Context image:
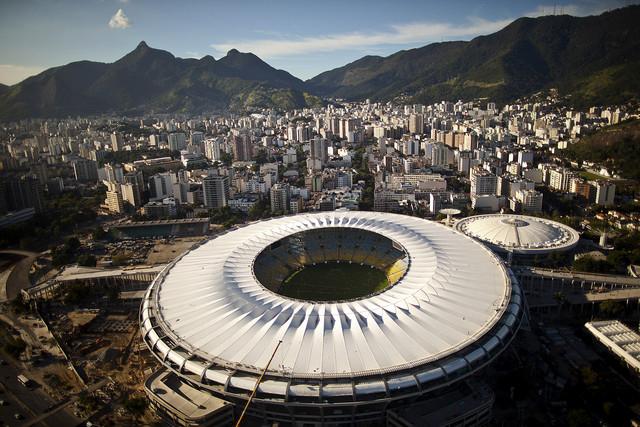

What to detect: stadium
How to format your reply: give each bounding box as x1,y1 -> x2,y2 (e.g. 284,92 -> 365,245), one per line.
140,212 -> 524,425
454,214 -> 580,258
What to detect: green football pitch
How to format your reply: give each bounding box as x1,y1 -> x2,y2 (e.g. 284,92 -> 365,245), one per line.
279,262 -> 389,301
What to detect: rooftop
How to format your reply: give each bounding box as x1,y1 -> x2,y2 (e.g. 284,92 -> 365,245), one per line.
145,369 -> 232,420
455,214 -> 580,254
56,264 -> 166,282
585,320 -> 640,374
109,218 -> 210,228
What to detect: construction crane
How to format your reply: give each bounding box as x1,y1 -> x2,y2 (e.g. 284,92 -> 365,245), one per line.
234,340 -> 283,427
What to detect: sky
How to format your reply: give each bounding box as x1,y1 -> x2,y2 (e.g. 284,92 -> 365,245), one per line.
0,0 -> 635,85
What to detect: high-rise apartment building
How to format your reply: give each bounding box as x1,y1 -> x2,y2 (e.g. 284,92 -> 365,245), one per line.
408,114 -> 424,134
149,172 -> 177,200
592,180 -> 616,206
203,174 -> 230,209
270,183 -> 291,213
1,176 -> 44,213
309,137 -> 327,164
470,167 -> 498,196
103,163 -> 124,183
204,138 -> 222,162
515,189 -> 543,213
570,178 -> 592,200
430,143 -> 450,167
548,168 -> 574,192
168,132 -> 187,151
104,181 -> 125,214
122,171 -> 144,208
232,135 -> 253,162
110,132 -> 123,152
73,159 -> 98,182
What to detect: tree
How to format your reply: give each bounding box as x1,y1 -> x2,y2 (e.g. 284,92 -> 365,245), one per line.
253,149 -> 269,165
567,409 -> 591,427
220,152 -> 233,166
64,283 -> 90,305
77,254 -> 97,267
111,254 -> 129,266
572,256 -> 613,274
52,250 -> 73,268
209,206 -> 240,228
123,396 -> 147,417
9,297 -> 30,315
77,391 -> 101,413
248,199 -> 270,221
92,227 -> 107,240
599,300 -> 624,318
553,291 -> 566,306
65,237 -> 81,252
19,236 -> 37,250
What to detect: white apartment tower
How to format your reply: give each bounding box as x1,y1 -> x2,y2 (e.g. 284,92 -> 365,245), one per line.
470,167 -> 498,196
203,174 -> 230,209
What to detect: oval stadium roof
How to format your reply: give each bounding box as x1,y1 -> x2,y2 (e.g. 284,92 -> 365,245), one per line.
141,212 -> 523,402
455,214 -> 580,255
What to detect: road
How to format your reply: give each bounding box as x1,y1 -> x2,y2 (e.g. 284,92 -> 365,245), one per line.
0,251 -> 39,301
0,360 -> 82,427
22,378 -> 110,427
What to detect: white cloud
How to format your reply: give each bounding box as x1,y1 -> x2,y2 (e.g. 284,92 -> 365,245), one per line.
211,2 -> 629,59
108,8 -> 131,29
0,64 -> 45,85
211,17 -> 513,58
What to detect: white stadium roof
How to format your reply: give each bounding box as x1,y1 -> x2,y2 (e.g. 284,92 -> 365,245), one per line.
141,212 -> 523,403
455,214 -> 580,255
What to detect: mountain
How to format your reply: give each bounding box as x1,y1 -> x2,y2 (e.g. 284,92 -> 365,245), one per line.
0,41 -> 311,120
565,119 -> 640,180
307,6 -> 640,106
2,6 -> 639,120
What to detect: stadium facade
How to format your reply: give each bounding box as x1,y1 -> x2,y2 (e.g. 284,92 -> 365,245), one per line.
140,212 -> 524,425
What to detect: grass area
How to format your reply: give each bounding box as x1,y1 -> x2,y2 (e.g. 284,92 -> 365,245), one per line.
579,171 -> 608,181
279,262 -> 389,301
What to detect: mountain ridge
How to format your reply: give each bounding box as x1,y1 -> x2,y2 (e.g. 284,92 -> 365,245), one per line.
1,6 -> 639,120
0,42 -> 309,120
308,6 -> 640,106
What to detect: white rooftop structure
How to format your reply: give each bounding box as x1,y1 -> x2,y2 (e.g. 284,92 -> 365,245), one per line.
140,212 -> 523,422
145,369 -> 233,426
455,214 -> 580,255
585,320 -> 640,374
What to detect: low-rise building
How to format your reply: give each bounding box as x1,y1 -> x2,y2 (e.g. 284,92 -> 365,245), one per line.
145,369 -> 234,426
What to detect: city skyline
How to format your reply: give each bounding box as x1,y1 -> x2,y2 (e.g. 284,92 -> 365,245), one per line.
0,0 -> 633,85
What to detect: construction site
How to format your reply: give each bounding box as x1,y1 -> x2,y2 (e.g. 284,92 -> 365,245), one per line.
0,235 -> 211,426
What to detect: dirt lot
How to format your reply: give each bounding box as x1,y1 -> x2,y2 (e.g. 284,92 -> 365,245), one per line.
145,237 -> 205,265
44,301 -> 162,424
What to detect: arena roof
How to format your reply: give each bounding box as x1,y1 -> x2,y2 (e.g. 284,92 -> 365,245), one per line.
454,214 -> 580,255
141,212 -> 522,402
